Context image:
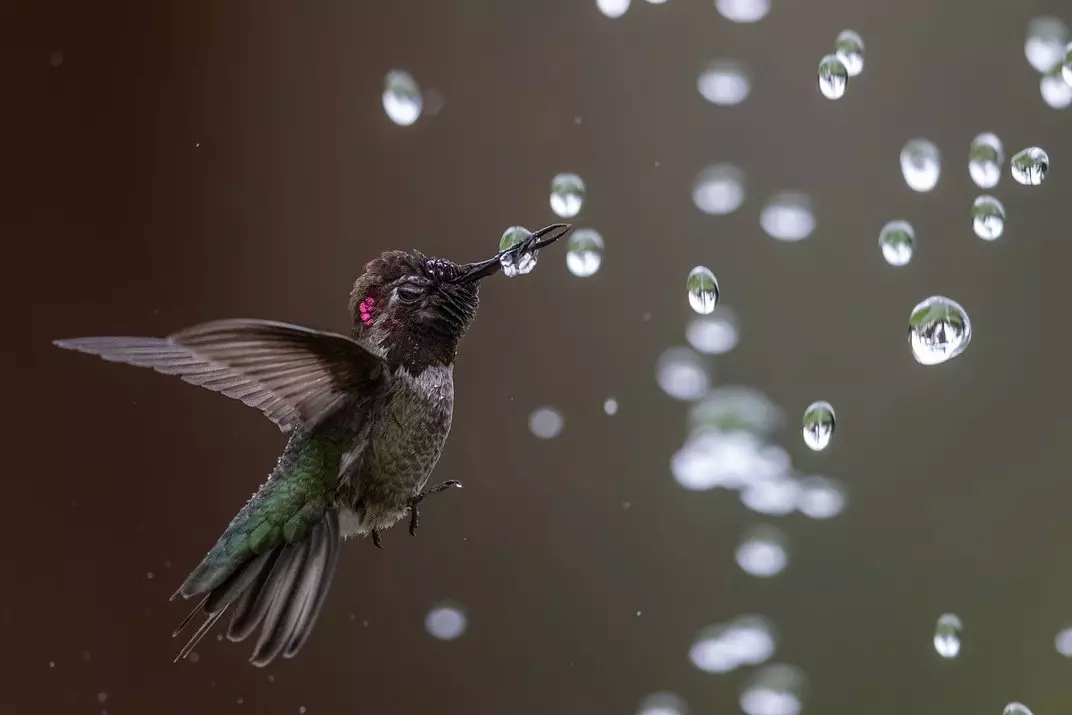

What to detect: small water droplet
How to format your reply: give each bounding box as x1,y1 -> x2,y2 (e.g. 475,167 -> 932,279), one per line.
529,407 -> 564,439
425,601 -> 467,640
901,139 -> 941,192
834,30 -> 865,76
760,192 -> 815,241
797,476 -> 846,519
97,692 -> 108,703
817,54 -> 848,100
498,226 -> 537,277
597,0 -> 630,19
603,398 -> 619,415
878,220 -> 915,267
740,664 -> 806,715
1056,627 -> 1072,656
716,0 -> 770,24
187,651 -> 199,663
50,50 -> 64,68
909,296 -> 972,365
1011,147 -> 1049,186
687,266 -> 720,315
971,195 -> 1005,240
48,660 -> 56,668
1040,65 -> 1072,108
686,307 -> 739,355
698,60 -> 751,106
1063,42 -> 1072,85
637,692 -> 688,715
656,347 -> 710,401
736,525 -> 789,577
691,616 -> 777,673
565,228 -> 604,277
549,173 -> 586,218
1025,17 -> 1068,74
969,132 -> 1004,189
933,613 -> 963,658
382,70 -> 422,127
1004,704 -> 1033,715
145,571 -> 154,580
299,708 -> 307,714
693,164 -> 745,215
801,401 -> 835,451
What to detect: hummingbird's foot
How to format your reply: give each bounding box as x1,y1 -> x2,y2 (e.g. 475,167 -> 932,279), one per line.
408,480 -> 463,536
371,529 -> 384,549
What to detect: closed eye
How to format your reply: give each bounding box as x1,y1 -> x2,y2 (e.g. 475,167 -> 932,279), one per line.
395,284 -> 424,303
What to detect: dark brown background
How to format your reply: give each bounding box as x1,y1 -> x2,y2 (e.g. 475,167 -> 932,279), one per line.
6,0 -> 1072,713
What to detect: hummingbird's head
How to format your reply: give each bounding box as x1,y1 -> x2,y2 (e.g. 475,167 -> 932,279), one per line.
348,223 -> 572,372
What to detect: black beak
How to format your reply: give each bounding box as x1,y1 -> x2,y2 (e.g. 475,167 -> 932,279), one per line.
452,223 -> 573,285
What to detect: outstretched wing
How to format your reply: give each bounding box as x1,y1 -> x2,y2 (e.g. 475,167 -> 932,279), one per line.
54,319 -> 386,432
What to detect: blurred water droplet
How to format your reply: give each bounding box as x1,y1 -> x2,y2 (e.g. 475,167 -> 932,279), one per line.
382,70 -> 422,126
550,173 -> 586,218
972,195 -> 1005,240
797,476 -> 846,519
646,0 -> 668,4
969,133 -> 1004,189
817,55 -> 848,100
656,347 -> 710,401
422,88 -> 444,116
674,429 -> 788,491
603,397 -> 619,415
691,616 -> 777,673
760,192 -> 815,241
1025,17 -> 1069,73
901,139 -> 941,192
736,525 -> 789,577
637,692 -> 688,715
878,220 -> 915,267
686,266 -> 720,315
425,602 -> 466,640
1004,704 -> 1033,715
933,613 -> 963,658
909,296 -> 972,365
597,0 -> 630,18
693,164 -> 745,215
1063,42 -> 1072,85
1056,627 -> 1072,656
1011,147 -> 1049,185
740,664 -> 806,715
689,387 -> 783,437
499,226 -> 536,277
528,407 -> 564,439
698,60 -> 751,106
565,228 -> 603,277
686,308 -> 739,355
741,475 -> 800,516
50,50 -> 64,68
835,30 -> 865,76
801,401 -> 835,451
716,0 -> 770,23
1041,66 -> 1072,108
97,692 -> 108,703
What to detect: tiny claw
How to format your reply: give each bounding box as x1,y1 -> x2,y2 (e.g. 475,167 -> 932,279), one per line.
372,529 -> 384,549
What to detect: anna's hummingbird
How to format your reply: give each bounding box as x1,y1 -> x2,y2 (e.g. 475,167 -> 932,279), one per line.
54,223 -> 572,667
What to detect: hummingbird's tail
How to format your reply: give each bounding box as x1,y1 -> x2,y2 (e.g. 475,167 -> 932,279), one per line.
171,508 -> 341,667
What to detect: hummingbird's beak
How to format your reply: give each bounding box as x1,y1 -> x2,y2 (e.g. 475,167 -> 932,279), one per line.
453,223 -> 573,285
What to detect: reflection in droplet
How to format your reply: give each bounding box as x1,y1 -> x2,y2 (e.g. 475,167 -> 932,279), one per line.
689,387 -> 783,437
1040,66 -> 1072,108
972,195 -> 1006,241
760,192 -> 815,242
698,60 -> 752,106
672,430 -> 788,491
550,173 -> 586,219
687,267 -> 720,315
741,475 -> 800,516
686,308 -> 739,355
1025,17 -> 1069,74
691,616 -> 777,673
425,602 -> 467,640
801,401 -> 835,452
603,398 -> 619,416
736,525 -> 789,577
565,228 -> 604,278
382,70 -> 423,127
969,132 -> 1004,189
900,139 -> 941,192
597,0 -> 631,18
797,476 -> 846,519
693,164 -> 745,215
657,347 -> 709,402
528,407 -> 564,439
740,664 -> 806,715
933,613 -> 962,658
499,226 -> 536,277
1004,704 -> 1033,715
637,692 -> 688,715
835,30 -> 865,76
1055,627 -> 1072,656
1011,147 -> 1050,186
878,220 -> 915,267
817,55 -> 848,100
715,0 -> 769,24
909,296 -> 972,366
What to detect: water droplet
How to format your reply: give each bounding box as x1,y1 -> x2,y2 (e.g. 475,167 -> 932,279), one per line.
971,195 -> 1005,240
382,70 -> 422,127
1064,42 -> 1072,85
736,525 -> 789,577
97,692 -> 108,703
50,50 -> 64,68
716,0 -> 770,23
1004,704 -> 1034,715
796,476 -> 846,519
834,30 -> 865,76
498,226 -> 537,277
549,173 -> 586,218
1025,17 -> 1069,74
597,0 -> 630,18
801,401 -> 835,451
673,429 -> 787,491
687,266 -> 720,314
603,398 -> 619,416
686,307 -> 739,355
741,475 -> 801,516
690,616 -> 777,673
740,664 -> 806,715
1011,146 -> 1049,186
909,296 -> 972,366
933,613 -> 963,658
689,386 -> 783,437
657,347 -> 710,402
900,139 -> 941,192
817,54 -> 848,100
878,220 -> 915,267
1041,65 -> 1072,108
693,164 -> 745,215
425,602 -> 467,640
760,192 -> 815,241
698,60 -> 751,106
528,407 -> 564,439
1056,627 -> 1072,656
637,692 -> 688,715
565,228 -> 603,277
969,132 -> 1004,189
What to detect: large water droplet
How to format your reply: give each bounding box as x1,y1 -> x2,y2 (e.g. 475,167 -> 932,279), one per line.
760,192 -> 815,241
901,139 -> 941,192
549,173 -> 586,218
740,664 -> 806,715
698,60 -> 752,106
425,602 -> 467,640
908,296 -> 972,366
657,347 -> 710,401
597,0 -> 630,18
686,307 -> 739,355
499,226 -> 536,277
1025,17 -> 1069,73
969,132 -> 1004,189
933,613 -> 962,658
835,30 -> 865,76
1004,705 -> 1033,715
878,220 -> 915,267
972,195 -> 1006,241
687,266 -> 720,315
716,0 -> 769,24
693,164 -> 745,215
637,692 -> 688,715
736,525 -> 789,577
817,54 -> 848,100
382,70 -> 422,127
1041,65 -> 1072,108
801,401 -> 835,451
1011,147 -> 1049,186
528,407 -> 564,439
565,228 -> 603,278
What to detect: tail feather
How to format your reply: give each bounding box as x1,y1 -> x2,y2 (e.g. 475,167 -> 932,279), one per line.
284,510 -> 340,658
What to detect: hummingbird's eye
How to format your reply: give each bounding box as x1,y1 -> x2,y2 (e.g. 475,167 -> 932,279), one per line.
395,283 -> 424,303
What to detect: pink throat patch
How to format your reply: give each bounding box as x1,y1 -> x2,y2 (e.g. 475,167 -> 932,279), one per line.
359,296 -> 376,327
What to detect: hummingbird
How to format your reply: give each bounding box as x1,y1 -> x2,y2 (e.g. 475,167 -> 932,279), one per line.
54,223 -> 572,667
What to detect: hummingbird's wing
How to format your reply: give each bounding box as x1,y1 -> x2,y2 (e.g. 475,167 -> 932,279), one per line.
54,319 -> 387,433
